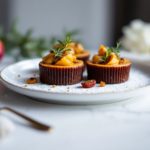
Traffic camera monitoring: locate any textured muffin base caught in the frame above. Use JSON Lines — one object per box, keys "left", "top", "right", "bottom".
{"left": 39, "top": 62, "right": 84, "bottom": 85}
{"left": 87, "top": 61, "right": 131, "bottom": 84}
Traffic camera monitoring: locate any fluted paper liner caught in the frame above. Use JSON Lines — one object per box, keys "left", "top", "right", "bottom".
{"left": 39, "top": 62, "right": 84, "bottom": 85}
{"left": 87, "top": 61, "right": 131, "bottom": 84}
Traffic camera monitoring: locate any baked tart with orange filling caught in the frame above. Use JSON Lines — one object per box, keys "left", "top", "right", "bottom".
{"left": 39, "top": 36, "right": 84, "bottom": 85}
{"left": 67, "top": 42, "right": 90, "bottom": 62}
{"left": 87, "top": 43, "right": 131, "bottom": 84}
{"left": 53, "top": 36, "right": 90, "bottom": 62}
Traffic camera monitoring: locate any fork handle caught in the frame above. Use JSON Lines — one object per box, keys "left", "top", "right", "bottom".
{"left": 1, "top": 107, "right": 52, "bottom": 131}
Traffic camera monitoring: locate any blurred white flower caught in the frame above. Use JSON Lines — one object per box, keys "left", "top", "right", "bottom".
{"left": 120, "top": 19, "right": 150, "bottom": 53}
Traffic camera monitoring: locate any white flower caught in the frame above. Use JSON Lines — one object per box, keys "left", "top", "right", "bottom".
{"left": 120, "top": 19, "right": 150, "bottom": 53}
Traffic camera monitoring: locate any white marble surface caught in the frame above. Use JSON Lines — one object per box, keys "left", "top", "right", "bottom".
{"left": 0, "top": 84, "right": 150, "bottom": 150}
{"left": 0, "top": 58, "right": 150, "bottom": 150}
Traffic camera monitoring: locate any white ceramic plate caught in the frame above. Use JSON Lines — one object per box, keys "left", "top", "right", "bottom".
{"left": 0, "top": 59, "right": 150, "bottom": 104}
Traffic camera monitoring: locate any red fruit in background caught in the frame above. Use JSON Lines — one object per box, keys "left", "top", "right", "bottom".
{"left": 0, "top": 41, "right": 4, "bottom": 60}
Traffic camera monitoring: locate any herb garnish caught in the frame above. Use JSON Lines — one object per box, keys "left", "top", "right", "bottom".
{"left": 101, "top": 43, "right": 120, "bottom": 63}
{"left": 50, "top": 35, "right": 72, "bottom": 58}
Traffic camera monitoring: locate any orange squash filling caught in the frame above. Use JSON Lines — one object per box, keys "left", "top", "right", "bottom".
{"left": 92, "top": 44, "right": 123, "bottom": 65}
{"left": 42, "top": 49, "right": 80, "bottom": 66}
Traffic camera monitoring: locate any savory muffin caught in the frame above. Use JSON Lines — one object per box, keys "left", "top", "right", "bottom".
{"left": 67, "top": 42, "right": 90, "bottom": 62}
{"left": 53, "top": 36, "right": 90, "bottom": 62}
{"left": 87, "top": 44, "right": 131, "bottom": 84}
{"left": 39, "top": 36, "right": 84, "bottom": 85}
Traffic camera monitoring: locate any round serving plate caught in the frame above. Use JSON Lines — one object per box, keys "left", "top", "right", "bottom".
{"left": 0, "top": 59, "right": 150, "bottom": 104}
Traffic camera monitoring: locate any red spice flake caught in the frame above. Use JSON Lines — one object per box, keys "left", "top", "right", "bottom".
{"left": 81, "top": 80, "right": 96, "bottom": 88}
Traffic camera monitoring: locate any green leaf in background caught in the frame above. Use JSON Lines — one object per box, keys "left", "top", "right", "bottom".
{"left": 0, "top": 19, "right": 81, "bottom": 60}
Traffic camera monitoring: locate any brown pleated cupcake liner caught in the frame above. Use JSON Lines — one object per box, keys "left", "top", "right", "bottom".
{"left": 77, "top": 55, "right": 90, "bottom": 71}
{"left": 39, "top": 63, "right": 84, "bottom": 85}
{"left": 87, "top": 63, "right": 131, "bottom": 84}
{"left": 77, "top": 55, "right": 90, "bottom": 62}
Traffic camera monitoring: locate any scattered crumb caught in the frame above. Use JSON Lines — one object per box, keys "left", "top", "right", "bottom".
{"left": 52, "top": 85, "right": 56, "bottom": 88}
{"left": 26, "top": 77, "right": 38, "bottom": 84}
{"left": 67, "top": 87, "right": 70, "bottom": 92}
{"left": 99, "top": 81, "right": 106, "bottom": 87}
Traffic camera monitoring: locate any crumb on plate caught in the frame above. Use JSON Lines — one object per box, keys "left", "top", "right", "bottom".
{"left": 99, "top": 81, "right": 106, "bottom": 87}
{"left": 26, "top": 77, "right": 38, "bottom": 84}
{"left": 52, "top": 85, "right": 56, "bottom": 88}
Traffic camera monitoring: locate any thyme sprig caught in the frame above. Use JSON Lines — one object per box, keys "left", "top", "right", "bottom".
{"left": 101, "top": 43, "right": 121, "bottom": 63}
{"left": 50, "top": 35, "right": 72, "bottom": 58}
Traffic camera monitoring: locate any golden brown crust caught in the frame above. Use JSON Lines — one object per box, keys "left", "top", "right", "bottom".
{"left": 40, "top": 60, "right": 84, "bottom": 68}
{"left": 86, "top": 58, "right": 131, "bottom": 68}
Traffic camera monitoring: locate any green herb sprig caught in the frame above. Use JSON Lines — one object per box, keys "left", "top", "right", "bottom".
{"left": 50, "top": 35, "right": 72, "bottom": 58}
{"left": 101, "top": 43, "right": 120, "bottom": 63}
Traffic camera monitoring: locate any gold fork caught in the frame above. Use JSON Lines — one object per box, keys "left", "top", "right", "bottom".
{"left": 0, "top": 107, "right": 52, "bottom": 131}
